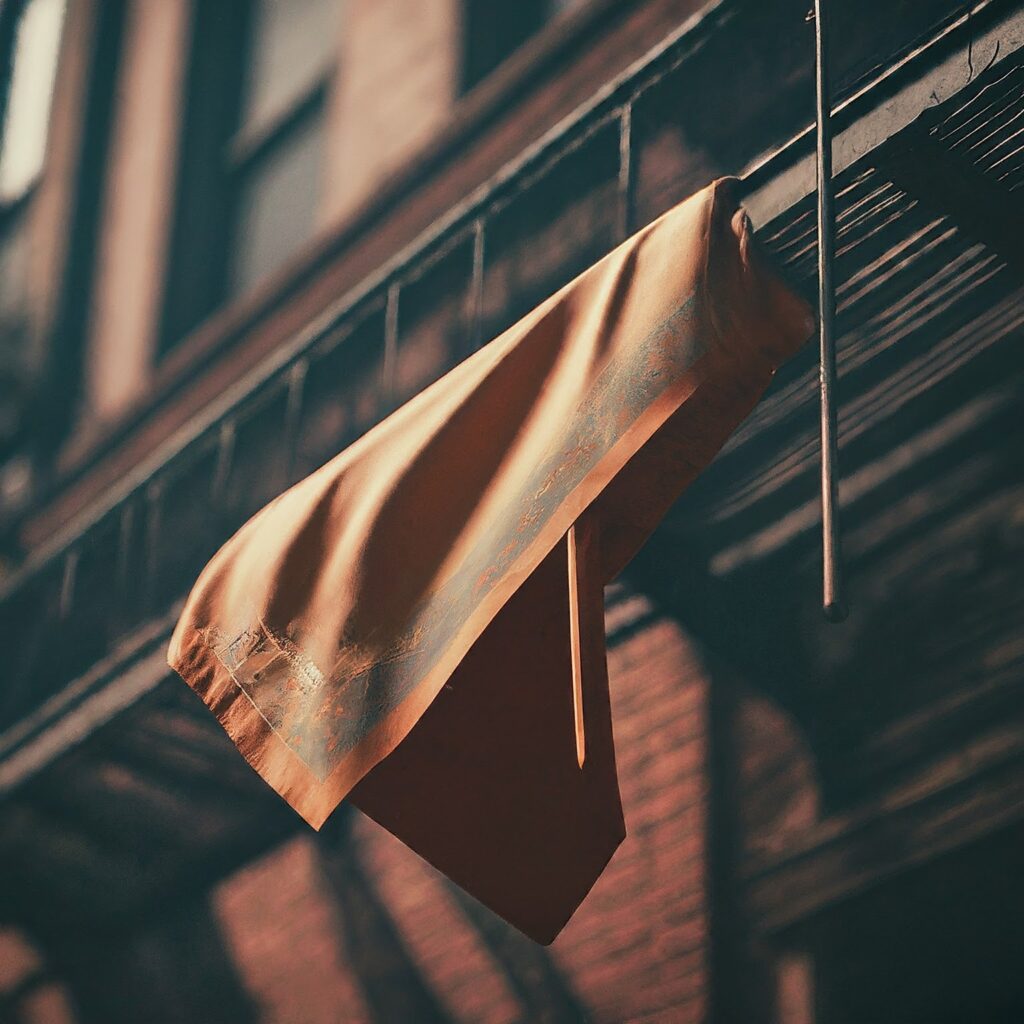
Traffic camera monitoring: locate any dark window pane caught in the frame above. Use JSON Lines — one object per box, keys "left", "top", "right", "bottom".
{"left": 160, "top": 0, "right": 334, "bottom": 347}
{"left": 0, "top": 0, "right": 66, "bottom": 202}
{"left": 158, "top": 0, "right": 249, "bottom": 351}
{"left": 240, "top": 0, "right": 339, "bottom": 138}
{"left": 229, "top": 107, "right": 325, "bottom": 295}
{"left": 461, "top": 0, "right": 547, "bottom": 93}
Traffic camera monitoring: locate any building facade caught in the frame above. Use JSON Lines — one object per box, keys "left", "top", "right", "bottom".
{"left": 1, "top": 0, "right": 1023, "bottom": 1021}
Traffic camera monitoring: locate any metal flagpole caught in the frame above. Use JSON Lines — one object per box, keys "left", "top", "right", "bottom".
{"left": 813, "top": 0, "right": 847, "bottom": 622}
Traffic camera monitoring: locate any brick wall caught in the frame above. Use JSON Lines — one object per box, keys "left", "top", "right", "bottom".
{"left": 323, "top": 0, "right": 459, "bottom": 227}
{"left": 202, "top": 605, "right": 715, "bottom": 1023}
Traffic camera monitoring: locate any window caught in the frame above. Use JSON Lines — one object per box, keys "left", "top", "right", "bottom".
{"left": 0, "top": 0, "right": 65, "bottom": 202}
{"left": 229, "top": 0, "right": 336, "bottom": 294}
{"left": 0, "top": 0, "right": 65, "bottom": 454}
{"left": 160, "top": 0, "right": 339, "bottom": 354}
{"left": 460, "top": 0, "right": 590, "bottom": 93}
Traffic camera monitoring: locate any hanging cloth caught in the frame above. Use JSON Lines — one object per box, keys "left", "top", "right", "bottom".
{"left": 168, "top": 178, "right": 813, "bottom": 942}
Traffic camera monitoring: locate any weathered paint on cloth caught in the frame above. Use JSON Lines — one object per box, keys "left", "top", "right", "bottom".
{"left": 168, "top": 179, "right": 813, "bottom": 942}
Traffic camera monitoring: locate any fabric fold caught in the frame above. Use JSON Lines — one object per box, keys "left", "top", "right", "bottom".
{"left": 168, "top": 178, "right": 813, "bottom": 942}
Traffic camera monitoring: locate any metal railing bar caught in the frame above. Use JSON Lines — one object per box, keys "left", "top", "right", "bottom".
{"left": 382, "top": 281, "right": 401, "bottom": 407}
{"left": 284, "top": 359, "right": 308, "bottom": 484}
{"left": 617, "top": 102, "right": 635, "bottom": 240}
{"left": 470, "top": 217, "right": 487, "bottom": 352}
{"left": 141, "top": 481, "right": 164, "bottom": 615}
{"left": 58, "top": 549, "right": 78, "bottom": 622}
{"left": 115, "top": 500, "right": 136, "bottom": 597}
{"left": 210, "top": 420, "right": 236, "bottom": 504}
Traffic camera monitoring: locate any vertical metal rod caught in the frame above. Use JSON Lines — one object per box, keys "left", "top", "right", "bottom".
{"left": 617, "top": 102, "right": 634, "bottom": 241}
{"left": 143, "top": 480, "right": 164, "bottom": 614}
{"left": 284, "top": 358, "right": 308, "bottom": 483}
{"left": 211, "top": 419, "right": 236, "bottom": 504}
{"left": 470, "top": 217, "right": 486, "bottom": 351}
{"left": 814, "top": 0, "right": 847, "bottom": 622}
{"left": 116, "top": 500, "right": 136, "bottom": 597}
{"left": 58, "top": 548, "right": 79, "bottom": 621}
{"left": 382, "top": 281, "right": 400, "bottom": 409}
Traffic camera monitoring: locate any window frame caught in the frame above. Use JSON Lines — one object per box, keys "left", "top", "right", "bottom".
{"left": 0, "top": 0, "right": 124, "bottom": 471}
{"left": 157, "top": 0, "right": 335, "bottom": 360}
{"left": 0, "top": 0, "right": 60, "bottom": 466}
{"left": 224, "top": 62, "right": 330, "bottom": 298}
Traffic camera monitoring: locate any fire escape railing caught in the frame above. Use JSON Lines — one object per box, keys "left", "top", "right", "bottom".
{"left": 1, "top": 0, "right": 1020, "bottom": 789}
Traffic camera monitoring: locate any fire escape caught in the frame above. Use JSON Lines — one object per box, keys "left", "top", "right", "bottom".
{"left": 1, "top": 0, "right": 1022, "bottom": 1009}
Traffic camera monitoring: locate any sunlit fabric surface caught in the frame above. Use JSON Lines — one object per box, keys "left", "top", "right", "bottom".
{"left": 169, "top": 179, "right": 813, "bottom": 942}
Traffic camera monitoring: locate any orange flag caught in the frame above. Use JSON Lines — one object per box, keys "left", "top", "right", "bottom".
{"left": 168, "top": 179, "right": 812, "bottom": 942}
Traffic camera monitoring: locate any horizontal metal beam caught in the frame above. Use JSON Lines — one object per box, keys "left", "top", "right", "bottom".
{"left": 0, "top": 615, "right": 176, "bottom": 795}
